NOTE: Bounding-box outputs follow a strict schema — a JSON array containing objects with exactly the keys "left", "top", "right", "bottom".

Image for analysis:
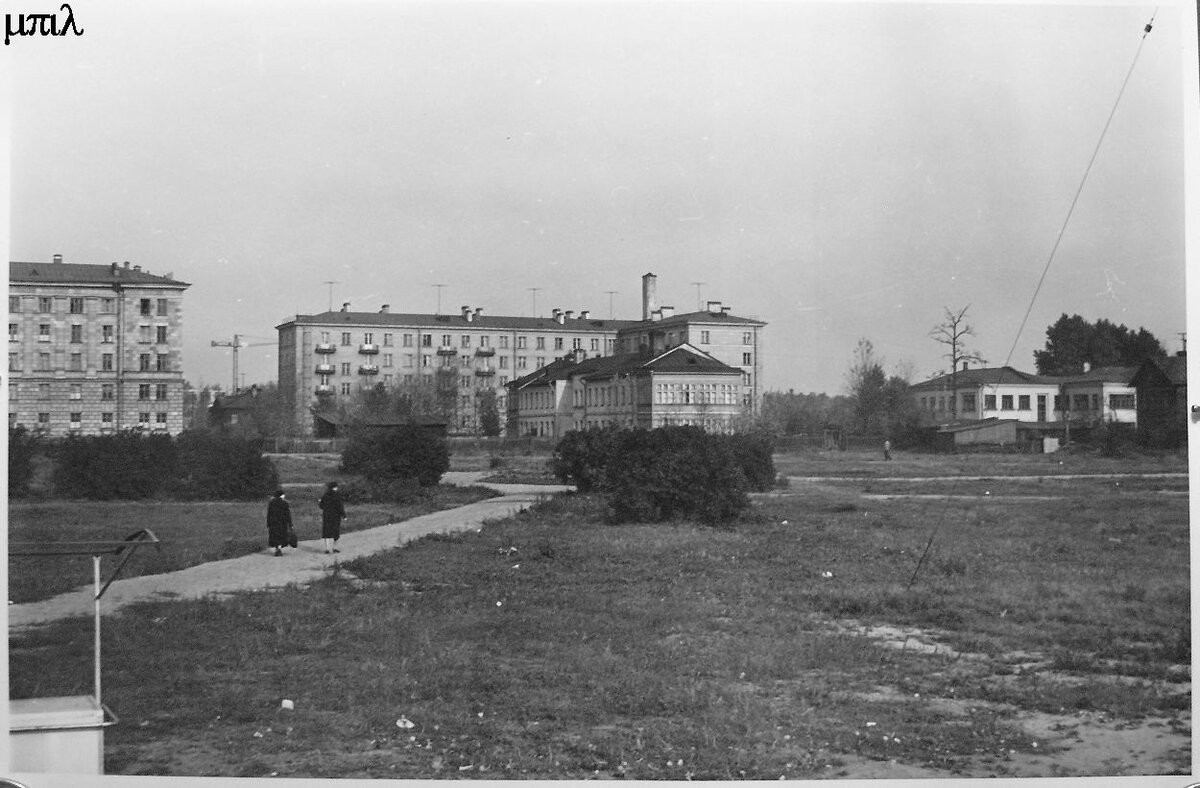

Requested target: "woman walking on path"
[
  {"left": 266, "top": 489, "right": 293, "bottom": 557},
  {"left": 319, "top": 481, "right": 347, "bottom": 554}
]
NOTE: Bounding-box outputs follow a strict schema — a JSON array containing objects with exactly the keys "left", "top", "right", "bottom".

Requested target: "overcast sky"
[{"left": 8, "top": 0, "right": 1192, "bottom": 395}]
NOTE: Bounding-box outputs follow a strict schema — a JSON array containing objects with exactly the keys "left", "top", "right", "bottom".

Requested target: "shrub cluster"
[
  {"left": 551, "top": 426, "right": 776, "bottom": 525},
  {"left": 8, "top": 426, "right": 41, "bottom": 499},
  {"left": 340, "top": 425, "right": 450, "bottom": 487},
  {"left": 51, "top": 430, "right": 278, "bottom": 500},
  {"left": 339, "top": 476, "right": 424, "bottom": 504}
]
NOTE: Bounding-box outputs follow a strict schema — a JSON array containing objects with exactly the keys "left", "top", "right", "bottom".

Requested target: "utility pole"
[
  {"left": 604, "top": 290, "right": 617, "bottom": 320},
  {"left": 690, "top": 281, "right": 706, "bottom": 311},
  {"left": 211, "top": 334, "right": 242, "bottom": 393},
  {"left": 432, "top": 284, "right": 447, "bottom": 315},
  {"left": 1178, "top": 332, "right": 1187, "bottom": 353},
  {"left": 527, "top": 287, "right": 542, "bottom": 317}
]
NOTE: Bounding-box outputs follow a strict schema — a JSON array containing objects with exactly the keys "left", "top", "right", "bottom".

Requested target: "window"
[
  {"left": 1109, "top": 393, "right": 1135, "bottom": 410},
  {"left": 139, "top": 324, "right": 152, "bottom": 343},
  {"left": 37, "top": 412, "right": 50, "bottom": 426},
  {"left": 341, "top": 383, "right": 352, "bottom": 395},
  {"left": 340, "top": 363, "right": 351, "bottom": 375},
  {"left": 499, "top": 336, "right": 509, "bottom": 349},
  {"left": 441, "top": 355, "right": 454, "bottom": 367},
  {"left": 984, "top": 394, "right": 997, "bottom": 410},
  {"left": 156, "top": 326, "right": 168, "bottom": 344},
  {"left": 100, "top": 298, "right": 115, "bottom": 314},
  {"left": 364, "top": 332, "right": 374, "bottom": 345},
  {"left": 140, "top": 299, "right": 152, "bottom": 316},
  {"left": 9, "top": 382, "right": 17, "bottom": 401},
  {"left": 1073, "top": 394, "right": 1089, "bottom": 411},
  {"left": 8, "top": 324, "right": 17, "bottom": 341},
  {"left": 38, "top": 324, "right": 51, "bottom": 342},
  {"left": 157, "top": 298, "right": 168, "bottom": 316},
  {"left": 700, "top": 330, "right": 710, "bottom": 344},
  {"left": 70, "top": 412, "right": 82, "bottom": 430},
  {"left": 517, "top": 356, "right": 527, "bottom": 369},
  {"left": 383, "top": 354, "right": 393, "bottom": 367},
  {"left": 156, "top": 354, "right": 169, "bottom": 372},
  {"left": 499, "top": 357, "right": 508, "bottom": 369},
  {"left": 402, "top": 333, "right": 413, "bottom": 347},
  {"left": 516, "top": 336, "right": 526, "bottom": 349},
  {"left": 479, "top": 335, "right": 489, "bottom": 348},
  {"left": 421, "top": 354, "right": 431, "bottom": 367},
  {"left": 421, "top": 334, "right": 432, "bottom": 347},
  {"left": 460, "top": 376, "right": 471, "bottom": 389},
  {"left": 460, "top": 355, "right": 471, "bottom": 367},
  {"left": 341, "top": 332, "right": 352, "bottom": 346},
  {"left": 101, "top": 384, "right": 114, "bottom": 401},
  {"left": 403, "top": 354, "right": 413, "bottom": 368},
  {"left": 69, "top": 352, "right": 82, "bottom": 371},
  {"left": 38, "top": 297, "right": 53, "bottom": 312},
  {"left": 461, "top": 335, "right": 471, "bottom": 348},
  {"left": 590, "top": 338, "right": 599, "bottom": 351},
  {"left": 155, "top": 412, "right": 168, "bottom": 426},
  {"left": 101, "top": 412, "right": 114, "bottom": 427},
  {"left": 9, "top": 296, "right": 20, "bottom": 312},
  {"left": 1018, "top": 395, "right": 1031, "bottom": 411},
  {"left": 742, "top": 352, "right": 752, "bottom": 365},
  {"left": 1091, "top": 394, "right": 1100, "bottom": 411},
  {"left": 102, "top": 353, "right": 114, "bottom": 371},
  {"left": 441, "top": 334, "right": 452, "bottom": 346},
  {"left": 961, "top": 393, "right": 976, "bottom": 412},
  {"left": 102, "top": 325, "right": 114, "bottom": 344},
  {"left": 572, "top": 338, "right": 583, "bottom": 350},
  {"left": 37, "top": 383, "right": 50, "bottom": 400},
  {"left": 139, "top": 412, "right": 151, "bottom": 426},
  {"left": 139, "top": 384, "right": 151, "bottom": 400},
  {"left": 536, "top": 357, "right": 545, "bottom": 368},
  {"left": 139, "top": 353, "right": 152, "bottom": 371},
  {"left": 156, "top": 384, "right": 168, "bottom": 400},
  {"left": 1001, "top": 395, "right": 1014, "bottom": 410},
  {"left": 742, "top": 332, "right": 752, "bottom": 344},
  {"left": 381, "top": 333, "right": 393, "bottom": 347},
  {"left": 69, "top": 297, "right": 84, "bottom": 314},
  {"left": 535, "top": 337, "right": 545, "bottom": 350},
  {"left": 37, "top": 352, "right": 50, "bottom": 371},
  {"left": 70, "top": 324, "right": 83, "bottom": 343}
]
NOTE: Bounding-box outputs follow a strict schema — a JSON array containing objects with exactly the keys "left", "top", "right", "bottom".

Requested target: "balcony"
[
  {"left": 475, "top": 367, "right": 496, "bottom": 377},
  {"left": 474, "top": 346, "right": 496, "bottom": 357},
  {"left": 358, "top": 364, "right": 380, "bottom": 375},
  {"left": 315, "top": 384, "right": 335, "bottom": 395},
  {"left": 315, "top": 343, "right": 337, "bottom": 354},
  {"left": 436, "top": 346, "right": 458, "bottom": 356},
  {"left": 359, "top": 343, "right": 380, "bottom": 355},
  {"left": 315, "top": 363, "right": 335, "bottom": 375}
]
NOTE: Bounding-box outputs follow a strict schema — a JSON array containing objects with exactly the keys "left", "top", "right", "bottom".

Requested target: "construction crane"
[{"left": 210, "top": 334, "right": 275, "bottom": 393}]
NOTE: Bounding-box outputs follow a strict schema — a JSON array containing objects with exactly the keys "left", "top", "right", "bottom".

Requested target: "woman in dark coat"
[
  {"left": 319, "top": 481, "right": 346, "bottom": 554},
  {"left": 266, "top": 489, "right": 293, "bottom": 557}
]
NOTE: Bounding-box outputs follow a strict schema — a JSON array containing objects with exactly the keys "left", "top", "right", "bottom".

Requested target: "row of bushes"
[
  {"left": 340, "top": 424, "right": 450, "bottom": 488},
  {"left": 551, "top": 426, "right": 776, "bottom": 525},
  {"left": 8, "top": 428, "right": 278, "bottom": 500}
]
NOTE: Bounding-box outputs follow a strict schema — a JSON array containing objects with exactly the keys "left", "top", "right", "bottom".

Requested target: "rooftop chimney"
[
  {"left": 961, "top": 362, "right": 968, "bottom": 372},
  {"left": 133, "top": 265, "right": 142, "bottom": 272},
  {"left": 341, "top": 302, "right": 350, "bottom": 312},
  {"left": 706, "top": 300, "right": 722, "bottom": 313},
  {"left": 650, "top": 309, "right": 662, "bottom": 322},
  {"left": 720, "top": 306, "right": 731, "bottom": 314},
  {"left": 1083, "top": 361, "right": 1091, "bottom": 373},
  {"left": 659, "top": 305, "right": 674, "bottom": 319},
  {"left": 564, "top": 310, "right": 574, "bottom": 320},
  {"left": 123, "top": 261, "right": 131, "bottom": 269},
  {"left": 579, "top": 310, "right": 590, "bottom": 319},
  {"left": 52, "top": 254, "right": 62, "bottom": 264},
  {"left": 380, "top": 304, "right": 390, "bottom": 314},
  {"left": 110, "top": 262, "right": 119, "bottom": 275},
  {"left": 554, "top": 309, "right": 565, "bottom": 324},
  {"left": 474, "top": 307, "right": 483, "bottom": 318},
  {"left": 642, "top": 272, "right": 658, "bottom": 320}
]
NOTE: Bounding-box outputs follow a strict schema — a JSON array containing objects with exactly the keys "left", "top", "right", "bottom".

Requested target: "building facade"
[
  {"left": 277, "top": 303, "right": 639, "bottom": 436},
  {"left": 614, "top": 273, "right": 766, "bottom": 413},
  {"left": 8, "top": 256, "right": 190, "bottom": 436},
  {"left": 506, "top": 344, "right": 746, "bottom": 438},
  {"left": 1130, "top": 353, "right": 1187, "bottom": 448}
]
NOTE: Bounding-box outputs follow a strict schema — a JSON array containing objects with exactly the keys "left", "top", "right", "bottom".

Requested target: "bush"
[
  {"left": 8, "top": 426, "right": 40, "bottom": 498},
  {"left": 339, "top": 476, "right": 424, "bottom": 504},
  {"left": 173, "top": 431, "right": 279, "bottom": 500},
  {"left": 341, "top": 425, "right": 450, "bottom": 487},
  {"left": 53, "top": 432, "right": 179, "bottom": 499},
  {"left": 553, "top": 426, "right": 751, "bottom": 525},
  {"left": 719, "top": 429, "right": 776, "bottom": 492}
]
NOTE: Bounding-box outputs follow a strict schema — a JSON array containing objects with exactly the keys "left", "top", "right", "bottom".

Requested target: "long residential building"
[
  {"left": 8, "top": 256, "right": 191, "bottom": 436},
  {"left": 506, "top": 343, "right": 747, "bottom": 438},
  {"left": 276, "top": 273, "right": 767, "bottom": 437}
]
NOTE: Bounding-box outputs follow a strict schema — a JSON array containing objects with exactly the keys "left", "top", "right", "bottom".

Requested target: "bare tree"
[{"left": 930, "top": 306, "right": 986, "bottom": 419}]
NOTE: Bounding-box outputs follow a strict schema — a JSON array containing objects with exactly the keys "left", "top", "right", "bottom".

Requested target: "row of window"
[
  {"left": 921, "top": 392, "right": 1136, "bottom": 412},
  {"left": 9, "top": 411, "right": 171, "bottom": 430},
  {"left": 9, "top": 351, "right": 172, "bottom": 372},
  {"left": 319, "top": 355, "right": 540, "bottom": 376},
  {"left": 322, "top": 375, "right": 513, "bottom": 396},
  {"left": 653, "top": 382, "right": 741, "bottom": 406},
  {"left": 10, "top": 382, "right": 171, "bottom": 401},
  {"left": 319, "top": 331, "right": 611, "bottom": 352},
  {"left": 10, "top": 295, "right": 171, "bottom": 316},
  {"left": 10, "top": 323, "right": 170, "bottom": 344}
]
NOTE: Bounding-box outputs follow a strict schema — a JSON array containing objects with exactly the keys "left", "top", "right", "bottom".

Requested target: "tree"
[
  {"left": 930, "top": 306, "right": 985, "bottom": 419},
  {"left": 477, "top": 388, "right": 502, "bottom": 437},
  {"left": 845, "top": 338, "right": 887, "bottom": 435},
  {"left": 1034, "top": 314, "right": 1166, "bottom": 375}
]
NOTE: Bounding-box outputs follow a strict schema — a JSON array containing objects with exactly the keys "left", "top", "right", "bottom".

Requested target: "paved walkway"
[
  {"left": 9, "top": 474, "right": 571, "bottom": 630},
  {"left": 787, "top": 472, "right": 1188, "bottom": 483}
]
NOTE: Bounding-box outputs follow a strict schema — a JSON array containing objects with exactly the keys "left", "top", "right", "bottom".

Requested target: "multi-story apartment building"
[
  {"left": 8, "top": 256, "right": 190, "bottom": 436},
  {"left": 276, "top": 303, "right": 639, "bottom": 436},
  {"left": 615, "top": 273, "right": 766, "bottom": 413},
  {"left": 506, "top": 344, "right": 746, "bottom": 438}
]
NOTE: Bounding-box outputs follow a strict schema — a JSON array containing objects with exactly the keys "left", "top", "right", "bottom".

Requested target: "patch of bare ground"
[{"left": 825, "top": 618, "right": 1190, "bottom": 777}]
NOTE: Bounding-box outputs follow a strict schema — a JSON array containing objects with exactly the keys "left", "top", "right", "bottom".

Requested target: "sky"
[{"left": 7, "top": 0, "right": 1193, "bottom": 395}]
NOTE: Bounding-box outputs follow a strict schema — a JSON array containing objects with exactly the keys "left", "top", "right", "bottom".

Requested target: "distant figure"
[
  {"left": 319, "top": 481, "right": 347, "bottom": 554},
  {"left": 267, "top": 489, "right": 293, "bottom": 557},
  {"left": 883, "top": 439, "right": 892, "bottom": 461}
]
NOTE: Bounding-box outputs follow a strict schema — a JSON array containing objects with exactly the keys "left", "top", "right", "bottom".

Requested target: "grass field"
[{"left": 9, "top": 449, "right": 1189, "bottom": 779}]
